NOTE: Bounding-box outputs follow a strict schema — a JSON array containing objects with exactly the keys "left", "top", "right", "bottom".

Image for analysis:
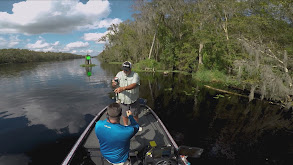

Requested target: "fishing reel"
[{"left": 114, "top": 77, "right": 119, "bottom": 84}]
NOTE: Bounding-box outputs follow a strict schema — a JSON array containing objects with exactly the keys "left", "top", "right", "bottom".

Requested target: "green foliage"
[
  {"left": 0, "top": 49, "right": 83, "bottom": 64},
  {"left": 80, "top": 64, "right": 97, "bottom": 67},
  {"left": 213, "top": 94, "right": 225, "bottom": 99},
  {"left": 97, "top": 0, "right": 293, "bottom": 102},
  {"left": 193, "top": 68, "right": 240, "bottom": 86},
  {"left": 133, "top": 59, "right": 164, "bottom": 71},
  {"left": 98, "top": 21, "right": 152, "bottom": 63}
]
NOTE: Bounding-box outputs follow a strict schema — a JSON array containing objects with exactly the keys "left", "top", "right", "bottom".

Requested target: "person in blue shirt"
[{"left": 95, "top": 103, "right": 139, "bottom": 165}]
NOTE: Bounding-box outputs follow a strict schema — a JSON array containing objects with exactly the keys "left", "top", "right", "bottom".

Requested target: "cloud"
[
  {"left": 83, "top": 18, "right": 122, "bottom": 30},
  {"left": 80, "top": 49, "right": 93, "bottom": 54},
  {"left": 8, "top": 35, "right": 21, "bottom": 47},
  {"left": 25, "top": 39, "right": 90, "bottom": 54},
  {"left": 0, "top": 37, "right": 6, "bottom": 47},
  {"left": 0, "top": 61, "right": 113, "bottom": 134},
  {"left": 26, "top": 38, "right": 61, "bottom": 52},
  {"left": 27, "top": 40, "right": 50, "bottom": 49},
  {"left": 42, "top": 47, "right": 55, "bottom": 52},
  {"left": 97, "top": 18, "right": 122, "bottom": 28},
  {"left": 0, "top": 35, "right": 21, "bottom": 48},
  {"left": 52, "top": 41, "right": 59, "bottom": 46},
  {"left": 83, "top": 31, "right": 109, "bottom": 44},
  {"left": 65, "top": 41, "right": 89, "bottom": 49},
  {"left": 0, "top": 0, "right": 112, "bottom": 34}
]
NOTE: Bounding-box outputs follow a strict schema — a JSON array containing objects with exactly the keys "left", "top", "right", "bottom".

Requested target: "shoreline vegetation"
[
  {"left": 0, "top": 49, "right": 83, "bottom": 65},
  {"left": 109, "top": 61, "right": 292, "bottom": 107},
  {"left": 2, "top": 1, "right": 293, "bottom": 108},
  {"left": 99, "top": 0, "right": 293, "bottom": 108},
  {"left": 80, "top": 64, "right": 97, "bottom": 67}
]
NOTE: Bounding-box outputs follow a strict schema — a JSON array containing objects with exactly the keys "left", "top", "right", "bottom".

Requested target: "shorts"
[{"left": 120, "top": 101, "right": 140, "bottom": 117}]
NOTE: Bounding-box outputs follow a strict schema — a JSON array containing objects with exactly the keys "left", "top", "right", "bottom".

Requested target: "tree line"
[
  {"left": 98, "top": 0, "right": 293, "bottom": 104},
  {"left": 0, "top": 49, "right": 83, "bottom": 64}
]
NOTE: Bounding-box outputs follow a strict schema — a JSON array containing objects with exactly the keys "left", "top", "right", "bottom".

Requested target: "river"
[{"left": 0, "top": 58, "right": 292, "bottom": 165}]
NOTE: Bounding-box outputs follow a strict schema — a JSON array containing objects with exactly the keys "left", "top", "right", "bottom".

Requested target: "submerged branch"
[{"left": 204, "top": 85, "right": 248, "bottom": 98}]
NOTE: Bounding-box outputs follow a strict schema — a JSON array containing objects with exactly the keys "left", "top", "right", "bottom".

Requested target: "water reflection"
[
  {"left": 0, "top": 154, "right": 31, "bottom": 165},
  {"left": 0, "top": 59, "right": 116, "bottom": 164},
  {"left": 205, "top": 96, "right": 293, "bottom": 162},
  {"left": 136, "top": 72, "right": 293, "bottom": 164},
  {"left": 0, "top": 60, "right": 292, "bottom": 164},
  {"left": 85, "top": 66, "right": 92, "bottom": 78},
  {"left": 0, "top": 59, "right": 113, "bottom": 145}
]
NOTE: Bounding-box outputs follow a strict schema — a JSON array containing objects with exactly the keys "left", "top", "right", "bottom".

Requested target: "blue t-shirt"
[{"left": 95, "top": 115, "right": 139, "bottom": 164}]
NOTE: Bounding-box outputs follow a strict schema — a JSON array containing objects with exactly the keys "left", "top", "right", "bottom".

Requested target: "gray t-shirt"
[{"left": 116, "top": 71, "right": 140, "bottom": 104}]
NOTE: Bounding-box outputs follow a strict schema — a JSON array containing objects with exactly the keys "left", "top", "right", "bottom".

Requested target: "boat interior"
[{"left": 71, "top": 105, "right": 175, "bottom": 165}]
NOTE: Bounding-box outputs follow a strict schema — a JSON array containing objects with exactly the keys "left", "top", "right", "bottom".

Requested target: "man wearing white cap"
[{"left": 112, "top": 61, "right": 140, "bottom": 126}]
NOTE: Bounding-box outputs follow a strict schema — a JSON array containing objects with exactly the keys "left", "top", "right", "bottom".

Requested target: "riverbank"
[
  {"left": 109, "top": 61, "right": 238, "bottom": 85},
  {"left": 0, "top": 49, "right": 83, "bottom": 64},
  {"left": 109, "top": 60, "right": 293, "bottom": 108}
]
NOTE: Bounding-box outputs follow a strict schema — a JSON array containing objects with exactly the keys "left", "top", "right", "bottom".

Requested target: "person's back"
[{"left": 95, "top": 103, "right": 139, "bottom": 164}]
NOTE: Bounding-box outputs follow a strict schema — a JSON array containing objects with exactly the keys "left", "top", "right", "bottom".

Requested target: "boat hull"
[{"left": 62, "top": 101, "right": 187, "bottom": 165}]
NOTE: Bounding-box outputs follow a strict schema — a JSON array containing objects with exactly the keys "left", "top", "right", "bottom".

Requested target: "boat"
[{"left": 62, "top": 99, "right": 203, "bottom": 165}]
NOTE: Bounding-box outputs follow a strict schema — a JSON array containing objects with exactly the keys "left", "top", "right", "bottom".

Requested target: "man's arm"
[
  {"left": 126, "top": 110, "right": 139, "bottom": 134},
  {"left": 114, "top": 83, "right": 137, "bottom": 93},
  {"left": 114, "top": 72, "right": 139, "bottom": 93}
]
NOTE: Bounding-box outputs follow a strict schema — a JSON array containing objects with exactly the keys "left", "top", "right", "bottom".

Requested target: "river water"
[{"left": 0, "top": 59, "right": 292, "bottom": 165}]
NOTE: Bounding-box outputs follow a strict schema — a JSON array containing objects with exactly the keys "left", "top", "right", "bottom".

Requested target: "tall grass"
[
  {"left": 133, "top": 59, "right": 165, "bottom": 71},
  {"left": 193, "top": 69, "right": 240, "bottom": 86}
]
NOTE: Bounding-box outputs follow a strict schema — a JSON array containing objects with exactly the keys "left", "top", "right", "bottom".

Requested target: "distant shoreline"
[{"left": 0, "top": 48, "right": 84, "bottom": 65}]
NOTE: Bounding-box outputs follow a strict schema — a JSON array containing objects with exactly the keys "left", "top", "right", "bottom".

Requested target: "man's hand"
[
  {"left": 126, "top": 110, "right": 132, "bottom": 117},
  {"left": 112, "top": 80, "right": 117, "bottom": 87},
  {"left": 114, "top": 87, "right": 126, "bottom": 93}
]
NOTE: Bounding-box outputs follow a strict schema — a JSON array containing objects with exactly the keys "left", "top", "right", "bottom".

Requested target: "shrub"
[{"left": 133, "top": 59, "right": 164, "bottom": 71}]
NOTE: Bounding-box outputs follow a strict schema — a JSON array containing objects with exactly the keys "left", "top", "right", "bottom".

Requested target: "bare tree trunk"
[
  {"left": 249, "top": 85, "right": 256, "bottom": 102},
  {"left": 155, "top": 41, "right": 159, "bottom": 61},
  {"left": 148, "top": 31, "right": 156, "bottom": 59},
  {"left": 198, "top": 43, "right": 204, "bottom": 65},
  {"left": 222, "top": 12, "right": 229, "bottom": 40},
  {"left": 283, "top": 50, "right": 292, "bottom": 88}
]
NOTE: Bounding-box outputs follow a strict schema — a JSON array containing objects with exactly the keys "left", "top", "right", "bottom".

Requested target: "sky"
[{"left": 0, "top": 0, "right": 134, "bottom": 56}]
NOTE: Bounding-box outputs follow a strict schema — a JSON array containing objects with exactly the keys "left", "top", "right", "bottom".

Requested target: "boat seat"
[{"left": 86, "top": 148, "right": 111, "bottom": 165}]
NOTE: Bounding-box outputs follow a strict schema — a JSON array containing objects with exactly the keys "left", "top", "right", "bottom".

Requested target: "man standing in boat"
[
  {"left": 95, "top": 103, "right": 139, "bottom": 165},
  {"left": 112, "top": 61, "right": 140, "bottom": 126}
]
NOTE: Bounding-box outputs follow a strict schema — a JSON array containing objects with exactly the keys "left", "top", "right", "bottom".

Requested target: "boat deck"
[{"left": 82, "top": 105, "right": 172, "bottom": 165}]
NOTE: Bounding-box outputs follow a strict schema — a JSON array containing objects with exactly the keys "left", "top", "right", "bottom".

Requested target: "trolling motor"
[
  {"left": 142, "top": 141, "right": 203, "bottom": 165},
  {"left": 143, "top": 145, "right": 177, "bottom": 165}
]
